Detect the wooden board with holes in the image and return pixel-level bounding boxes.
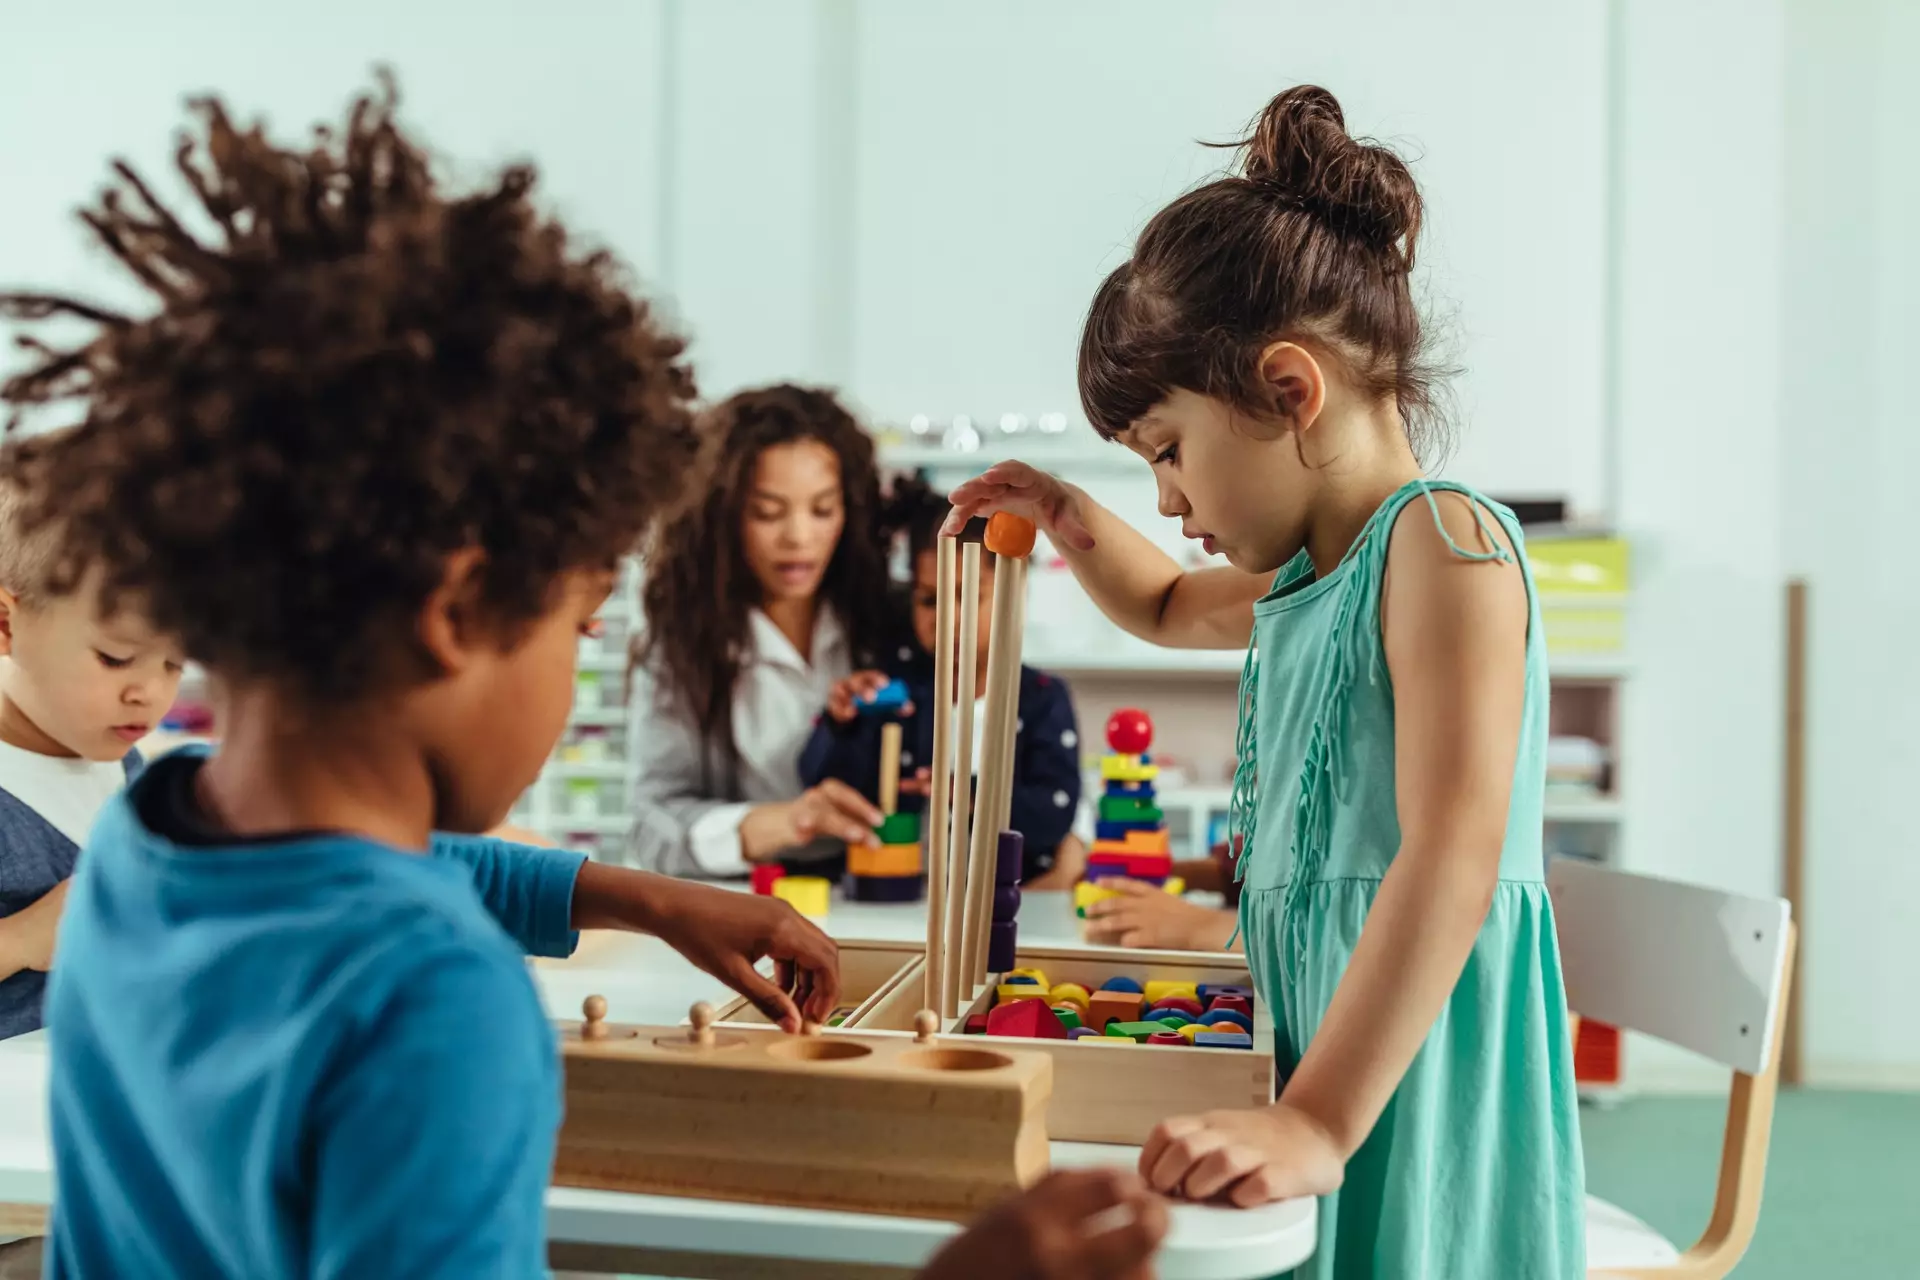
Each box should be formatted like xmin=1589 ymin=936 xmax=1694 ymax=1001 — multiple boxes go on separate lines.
xmin=554 ymin=1001 xmax=1052 ymax=1221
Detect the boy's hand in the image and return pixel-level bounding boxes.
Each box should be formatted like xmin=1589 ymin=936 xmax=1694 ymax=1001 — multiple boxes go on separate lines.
xmin=942 ymin=461 xmax=1095 ymax=552
xmin=919 ymin=1168 xmax=1168 ymax=1280
xmin=633 ymin=876 xmax=840 ymax=1032
xmin=1140 ymin=1103 xmax=1345 ymax=1207
xmin=0 ymin=879 xmax=70 ymax=978
xmin=1083 ymin=879 xmax=1235 ymax=951
xmin=826 ymin=670 xmax=912 ymax=723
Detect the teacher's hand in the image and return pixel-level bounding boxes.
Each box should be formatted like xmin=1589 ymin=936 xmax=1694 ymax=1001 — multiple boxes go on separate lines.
xmin=740 ymin=781 xmax=883 ymax=861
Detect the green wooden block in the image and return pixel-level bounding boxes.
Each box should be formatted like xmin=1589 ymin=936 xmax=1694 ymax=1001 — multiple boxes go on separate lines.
xmin=874 ymin=812 xmax=920 ymax=844
xmin=1097 ymin=796 xmax=1163 ymax=824
xmin=1103 ymin=1021 xmax=1162 ymax=1043
xmin=1051 ymin=1006 xmax=1084 ymax=1031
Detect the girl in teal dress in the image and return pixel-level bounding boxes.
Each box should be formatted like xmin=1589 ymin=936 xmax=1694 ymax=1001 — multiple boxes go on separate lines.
xmin=947 ymin=84 xmax=1585 ymax=1279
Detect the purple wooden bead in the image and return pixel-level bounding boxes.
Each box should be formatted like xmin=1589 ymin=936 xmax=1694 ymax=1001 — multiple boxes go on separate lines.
xmin=992 ymin=884 xmax=1023 ymax=920
xmin=987 ymin=920 xmax=1018 ymax=973
xmin=1067 ymin=1027 xmax=1101 ymax=1040
xmin=995 ymin=831 xmax=1025 ymax=885
xmin=842 ymin=873 xmax=922 ymax=903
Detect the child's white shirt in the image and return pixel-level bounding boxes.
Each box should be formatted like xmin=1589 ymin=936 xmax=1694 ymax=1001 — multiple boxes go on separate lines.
xmin=0 ymin=740 xmax=127 ymax=846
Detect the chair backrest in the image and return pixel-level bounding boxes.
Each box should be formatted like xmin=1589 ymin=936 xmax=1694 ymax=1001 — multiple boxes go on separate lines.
xmin=1548 ymin=859 xmax=1791 ymax=1075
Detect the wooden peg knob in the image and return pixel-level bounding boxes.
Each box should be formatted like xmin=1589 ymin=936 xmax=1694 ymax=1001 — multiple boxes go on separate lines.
xmin=914 ymin=1009 xmax=940 ymax=1044
xmin=582 ymin=994 xmax=609 ymax=1041
xmin=984 ymin=512 xmax=1037 ymax=558
xmin=688 ymin=1001 xmax=716 ymax=1047
xmin=800 ymin=1018 xmax=824 ymax=1037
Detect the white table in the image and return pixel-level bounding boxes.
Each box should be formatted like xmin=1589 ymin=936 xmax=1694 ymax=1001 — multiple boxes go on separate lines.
xmin=0 ymin=891 xmax=1315 ymax=1278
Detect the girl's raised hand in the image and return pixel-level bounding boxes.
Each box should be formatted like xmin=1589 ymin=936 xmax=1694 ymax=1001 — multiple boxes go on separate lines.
xmin=1139 ymin=1103 xmax=1345 ymax=1207
xmin=941 ymin=461 xmax=1096 ymax=552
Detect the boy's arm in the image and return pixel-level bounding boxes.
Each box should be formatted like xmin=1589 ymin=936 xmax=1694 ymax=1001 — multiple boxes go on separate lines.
xmin=1006 ymin=676 xmax=1080 ymax=852
xmin=0 ymin=879 xmax=71 ymax=980
xmin=309 ymin=947 xmax=555 ymax=1279
xmin=430 ymin=834 xmax=585 ymax=959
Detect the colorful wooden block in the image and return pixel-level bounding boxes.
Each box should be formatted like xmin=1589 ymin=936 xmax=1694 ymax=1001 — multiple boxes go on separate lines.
xmin=1048 ymin=982 xmax=1091 ymax=1007
xmin=963 ymin=1013 xmax=989 ymax=1034
xmin=1050 ymin=1006 xmax=1084 ymax=1032
xmin=988 ymin=921 xmax=1019 ymax=974
xmin=1150 ymin=996 xmax=1204 ymax=1018
xmin=1105 ymin=707 xmax=1154 ymax=755
xmin=848 ymin=842 xmax=923 ymax=878
xmin=1006 ymin=968 xmax=1050 ymax=987
xmin=1176 ymin=1022 xmax=1205 ymax=1042
xmin=1164 ymin=876 xmax=1186 ymax=896
xmin=1073 ymin=881 xmax=1121 ymax=917
xmin=1103 ymin=1021 xmax=1162 ymax=1043
xmin=1098 ymin=976 xmax=1144 ymax=994
xmin=1087 ymin=852 xmax=1174 ymax=879
xmin=997 ymin=983 xmax=1047 ymax=1002
xmin=987 ymin=999 xmax=1069 ymax=1040
xmin=1100 ymin=756 xmax=1160 ymax=783
xmin=1207 ymin=994 xmax=1254 ymax=1019
xmin=859 ymin=678 xmax=910 ymax=713
xmin=1143 ymin=980 xmax=1200 ymax=1005
xmin=771 ymin=875 xmax=831 ymax=917
xmin=1198 ymin=1009 xmax=1254 ymax=1033
xmin=844 ymin=874 xmax=922 ymax=903
xmin=1066 ymin=1027 xmax=1102 ymax=1040
xmin=1087 ymin=991 xmax=1144 ymax=1031
xmin=1195 ymin=1031 xmax=1254 ymax=1050
xmin=750 ymin=863 xmax=786 ymax=896
xmin=1142 ymin=1009 xmax=1193 ymax=1029
xmin=873 ymin=811 xmax=921 ymax=845
xmin=1197 ymin=983 xmax=1254 ymax=1004
xmin=1100 ymin=780 xmax=1155 ymax=798
xmin=1147 ymin=1031 xmax=1188 ymax=1047
xmin=1098 ymin=795 xmax=1163 ymax=822
xmin=1094 ymin=819 xmax=1161 ymax=841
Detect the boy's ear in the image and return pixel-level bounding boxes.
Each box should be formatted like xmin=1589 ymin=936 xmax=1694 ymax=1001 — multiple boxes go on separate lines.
xmin=415 ymin=549 xmax=489 ymax=676
xmin=0 ymin=587 xmax=17 ymax=658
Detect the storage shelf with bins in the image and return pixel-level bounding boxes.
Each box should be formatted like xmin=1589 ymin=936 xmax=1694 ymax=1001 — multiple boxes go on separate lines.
xmin=508 ymin=560 xmax=641 ymax=857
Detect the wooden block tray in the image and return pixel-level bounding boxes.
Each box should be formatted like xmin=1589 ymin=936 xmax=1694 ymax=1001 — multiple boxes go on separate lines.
xmin=713 ymin=940 xmax=1274 ymax=1147
xmin=710 ymin=939 xmax=924 ymax=1028
xmin=555 ymin=1007 xmax=1052 ymax=1221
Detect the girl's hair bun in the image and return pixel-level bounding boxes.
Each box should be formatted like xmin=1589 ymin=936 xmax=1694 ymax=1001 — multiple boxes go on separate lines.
xmin=1239 ymin=85 xmax=1422 ymax=270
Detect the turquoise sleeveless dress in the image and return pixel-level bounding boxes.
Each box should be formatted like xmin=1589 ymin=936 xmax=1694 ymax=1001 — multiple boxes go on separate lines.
xmin=1229 ymin=480 xmax=1585 ymax=1280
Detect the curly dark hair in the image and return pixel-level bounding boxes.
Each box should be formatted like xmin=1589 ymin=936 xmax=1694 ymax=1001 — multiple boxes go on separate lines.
xmin=0 ymin=72 xmax=699 ymax=701
xmin=638 ymin=384 xmax=902 ymax=783
xmin=1080 ymin=84 xmax=1452 ymax=461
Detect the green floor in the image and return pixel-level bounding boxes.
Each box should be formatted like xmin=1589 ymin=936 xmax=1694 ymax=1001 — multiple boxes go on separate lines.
xmin=1583 ymin=1089 xmax=1920 ymax=1278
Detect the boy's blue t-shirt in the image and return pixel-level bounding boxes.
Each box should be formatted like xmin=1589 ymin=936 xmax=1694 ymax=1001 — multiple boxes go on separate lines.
xmin=44 ymin=748 xmax=585 ymax=1279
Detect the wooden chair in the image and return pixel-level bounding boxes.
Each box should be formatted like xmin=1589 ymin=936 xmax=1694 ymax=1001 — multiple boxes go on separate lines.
xmin=1547 ymin=858 xmax=1797 ymax=1279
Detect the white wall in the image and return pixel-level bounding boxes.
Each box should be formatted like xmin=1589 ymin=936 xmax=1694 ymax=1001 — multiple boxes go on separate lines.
xmin=1782 ymin=0 xmax=1920 ymax=1082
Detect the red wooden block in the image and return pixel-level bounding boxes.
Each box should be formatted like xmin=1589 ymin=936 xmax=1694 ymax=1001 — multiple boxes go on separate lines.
xmin=750 ymin=863 xmax=786 ymax=896
xmin=986 ymin=999 xmax=1069 ymax=1040
xmin=964 ymin=1013 xmax=988 ymax=1035
xmin=1086 ymin=852 xmax=1175 ymax=880
xmin=1087 ymin=990 xmax=1145 ymax=1032
xmin=1147 ymin=1031 xmax=1187 ymax=1047
xmin=1207 ymin=994 xmax=1253 ymax=1019
xmin=1150 ymin=996 xmax=1204 ymax=1018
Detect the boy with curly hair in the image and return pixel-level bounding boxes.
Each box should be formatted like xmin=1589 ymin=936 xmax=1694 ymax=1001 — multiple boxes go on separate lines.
xmin=0 ymin=74 xmax=843 ymax=1276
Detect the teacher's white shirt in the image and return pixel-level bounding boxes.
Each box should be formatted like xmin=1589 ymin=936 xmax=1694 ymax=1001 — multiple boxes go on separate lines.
xmin=623 ymin=607 xmax=862 ymax=877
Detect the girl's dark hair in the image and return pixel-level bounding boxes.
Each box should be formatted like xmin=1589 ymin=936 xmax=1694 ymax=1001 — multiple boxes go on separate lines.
xmin=883 ymin=472 xmax=992 ymax=572
xmin=638 ymin=384 xmax=898 ymax=781
xmin=1079 ymin=85 xmax=1447 ymax=458
xmin=0 ymin=72 xmax=699 ymax=702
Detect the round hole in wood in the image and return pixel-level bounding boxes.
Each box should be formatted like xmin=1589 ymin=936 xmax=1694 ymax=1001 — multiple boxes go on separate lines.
xmin=765 ymin=1038 xmax=873 ymax=1062
xmin=899 ymin=1047 xmax=1014 ymax=1072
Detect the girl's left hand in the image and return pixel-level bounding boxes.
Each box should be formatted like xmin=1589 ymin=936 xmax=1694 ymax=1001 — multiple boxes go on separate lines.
xmin=1140 ymin=1103 xmax=1346 ymax=1206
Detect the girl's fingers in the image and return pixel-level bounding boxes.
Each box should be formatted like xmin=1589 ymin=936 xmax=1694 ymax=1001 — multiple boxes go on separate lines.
xmin=1181 ymin=1143 xmax=1263 ymax=1202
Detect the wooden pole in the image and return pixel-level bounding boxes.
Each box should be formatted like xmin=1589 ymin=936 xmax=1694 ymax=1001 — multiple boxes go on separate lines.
xmin=943 ymin=542 xmax=982 ymax=1019
xmin=924 ymin=538 xmax=957 ymax=1015
xmin=1781 ymin=578 xmax=1808 ymax=1086
xmin=878 ymin=721 xmax=902 ymax=816
xmin=993 ymin=562 xmax=1027 ymax=838
xmin=961 ymin=550 xmax=1022 ymax=991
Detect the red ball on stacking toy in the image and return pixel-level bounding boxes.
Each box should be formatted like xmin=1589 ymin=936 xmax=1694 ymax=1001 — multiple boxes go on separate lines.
xmin=1106 ymin=707 xmax=1153 ymax=755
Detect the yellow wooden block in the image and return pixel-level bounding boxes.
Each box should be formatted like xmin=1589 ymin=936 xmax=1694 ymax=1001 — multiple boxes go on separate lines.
xmin=1049 ymin=982 xmax=1091 ymax=1007
xmin=1143 ymin=980 xmax=1198 ymax=1005
xmin=997 ymin=983 xmax=1048 ymax=1003
xmin=1164 ymin=876 xmax=1186 ymax=897
xmin=1099 ymin=755 xmax=1160 ymax=782
xmin=1176 ymin=1022 xmax=1205 ymax=1042
xmin=1005 ymin=967 xmax=1050 ymax=989
xmin=771 ymin=875 xmax=831 ymax=918
xmin=847 ymin=843 xmax=922 ymax=878
xmin=1075 ymin=881 xmax=1122 ymax=914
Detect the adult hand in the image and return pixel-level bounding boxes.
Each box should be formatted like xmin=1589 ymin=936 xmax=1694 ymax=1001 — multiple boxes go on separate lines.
xmin=919 ymin=1168 xmax=1168 ymax=1280
xmin=633 ymin=876 xmax=840 ymax=1032
xmin=1140 ymin=1103 xmax=1345 ymax=1207
xmin=1083 ymin=879 xmax=1236 ymax=951
xmin=741 ymin=781 xmax=883 ymax=861
xmin=941 ymin=461 xmax=1095 ymax=553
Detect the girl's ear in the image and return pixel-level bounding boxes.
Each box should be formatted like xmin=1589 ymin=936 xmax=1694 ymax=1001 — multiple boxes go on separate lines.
xmin=415 ymin=548 xmax=489 ymax=676
xmin=1256 ymin=341 xmax=1327 ymax=433
xmin=0 ymin=587 xmax=18 ymax=657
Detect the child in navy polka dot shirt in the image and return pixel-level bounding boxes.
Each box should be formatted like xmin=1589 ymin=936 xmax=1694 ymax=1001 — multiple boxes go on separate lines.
xmin=799 ymin=487 xmax=1086 ymax=887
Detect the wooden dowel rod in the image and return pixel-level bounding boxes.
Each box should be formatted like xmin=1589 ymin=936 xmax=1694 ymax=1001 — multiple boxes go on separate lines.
xmin=943 ymin=543 xmax=982 ymax=1019
xmin=878 ymin=721 xmax=902 ymax=817
xmin=924 ymin=538 xmax=957 ymax=1015
xmin=961 ymin=557 xmax=1021 ymax=993
xmin=1781 ymin=578 xmax=1808 ymax=1086
xmin=974 ymin=556 xmax=1027 ymax=985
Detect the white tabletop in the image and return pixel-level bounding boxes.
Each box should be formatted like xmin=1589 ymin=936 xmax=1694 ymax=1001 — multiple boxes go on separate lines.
xmin=0 ymin=890 xmax=1314 ymax=1278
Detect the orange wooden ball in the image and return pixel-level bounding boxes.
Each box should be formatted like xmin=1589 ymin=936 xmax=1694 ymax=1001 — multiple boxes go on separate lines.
xmin=984 ymin=512 xmax=1037 ymax=558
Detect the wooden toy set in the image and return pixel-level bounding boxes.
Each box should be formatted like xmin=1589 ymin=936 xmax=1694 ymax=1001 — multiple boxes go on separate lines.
xmin=1073 ymin=706 xmax=1190 ymax=930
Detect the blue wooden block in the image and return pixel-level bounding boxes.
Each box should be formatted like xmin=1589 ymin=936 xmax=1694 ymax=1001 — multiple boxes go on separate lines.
xmin=1102 ymin=780 xmax=1156 ymax=798
xmin=1197 ymin=983 xmax=1253 ymax=1004
xmin=859 ymin=679 xmax=910 ymax=714
xmin=1098 ymin=975 xmax=1144 ymax=994
xmin=1194 ymin=1031 xmax=1254 ymax=1050
xmin=1094 ymin=819 xmax=1163 ymax=841
xmin=1003 ymin=974 xmax=1043 ymax=987
xmin=1198 ymin=1009 xmax=1254 ymax=1033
